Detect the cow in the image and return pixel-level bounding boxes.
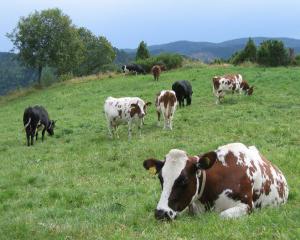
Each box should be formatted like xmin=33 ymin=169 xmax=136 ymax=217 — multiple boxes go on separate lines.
xmin=151 ymin=65 xmax=161 ymax=81
xmin=23 ymin=105 xmax=56 ymax=146
xmin=172 ymin=80 xmax=193 ymax=107
xmin=143 ymin=142 xmax=289 ymax=220
xmin=212 ymin=74 xmax=254 ymax=104
xmin=104 ymin=97 xmax=151 ymax=139
xmin=155 ymin=90 xmax=177 ymax=130
xmin=122 ymin=64 xmax=146 ymax=75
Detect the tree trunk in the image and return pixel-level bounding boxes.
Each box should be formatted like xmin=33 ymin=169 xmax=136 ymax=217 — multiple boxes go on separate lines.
xmin=38 ymin=65 xmax=42 ymax=85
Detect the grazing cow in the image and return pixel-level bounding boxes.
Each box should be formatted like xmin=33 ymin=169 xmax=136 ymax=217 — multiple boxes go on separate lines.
xmin=122 ymin=64 xmax=146 ymax=75
xmin=104 ymin=97 xmax=151 ymax=139
xmin=155 ymin=90 xmax=177 ymax=130
xmin=23 ymin=106 xmax=56 ymax=146
xmin=143 ymin=142 xmax=288 ymax=220
xmin=212 ymin=74 xmax=254 ymax=104
xmin=151 ymin=65 xmax=161 ymax=81
xmin=172 ymin=80 xmax=193 ymax=107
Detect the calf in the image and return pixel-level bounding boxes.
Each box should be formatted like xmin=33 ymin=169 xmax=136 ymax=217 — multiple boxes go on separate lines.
xmin=155 ymin=90 xmax=177 ymax=130
xmin=151 ymin=65 xmax=161 ymax=81
xmin=104 ymin=97 xmax=151 ymax=139
xmin=143 ymin=142 xmax=288 ymax=220
xmin=122 ymin=64 xmax=146 ymax=75
xmin=23 ymin=106 xmax=56 ymax=146
xmin=212 ymin=74 xmax=254 ymax=104
xmin=172 ymin=80 xmax=193 ymax=107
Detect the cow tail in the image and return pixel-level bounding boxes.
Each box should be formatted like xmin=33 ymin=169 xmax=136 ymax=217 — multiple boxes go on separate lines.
xmin=24 ymin=118 xmax=31 ymax=129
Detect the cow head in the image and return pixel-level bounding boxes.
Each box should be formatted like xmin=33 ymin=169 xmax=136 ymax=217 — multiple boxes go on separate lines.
xmin=143 ymin=149 xmax=217 ymax=220
xmin=47 ymin=120 xmax=56 ymax=136
xmin=121 ymin=65 xmax=127 ymax=73
xmin=247 ymin=86 xmax=254 ymax=96
xmin=130 ymin=101 xmax=151 ymax=118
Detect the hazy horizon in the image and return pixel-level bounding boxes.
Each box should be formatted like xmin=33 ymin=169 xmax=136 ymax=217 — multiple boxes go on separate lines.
xmin=1 ymin=0 xmax=300 ymax=52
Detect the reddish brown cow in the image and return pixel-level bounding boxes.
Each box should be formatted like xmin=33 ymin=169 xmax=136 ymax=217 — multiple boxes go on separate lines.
xmin=151 ymin=65 xmax=161 ymax=81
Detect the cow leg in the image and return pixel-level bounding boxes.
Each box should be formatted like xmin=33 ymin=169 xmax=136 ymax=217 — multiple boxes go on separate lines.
xmin=128 ymin=121 xmax=132 ymax=139
xmin=42 ymin=128 xmax=46 ymax=142
xmin=219 ymin=203 xmax=249 ymax=219
xmin=35 ymin=131 xmax=38 ymax=141
xmin=114 ymin=125 xmax=119 ymax=139
xmin=26 ymin=132 xmax=30 ymax=146
xmin=157 ymin=111 xmax=161 ymax=126
xmin=30 ymin=132 xmax=34 ymax=145
xmin=107 ymin=121 xmax=114 ymax=139
xmin=138 ymin=119 xmax=143 ymax=137
xmin=186 ymin=96 xmax=192 ymax=106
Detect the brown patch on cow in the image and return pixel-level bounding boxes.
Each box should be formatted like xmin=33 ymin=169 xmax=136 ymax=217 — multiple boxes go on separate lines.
xmin=240 ymin=80 xmax=250 ymax=91
xmin=159 ymin=91 xmax=177 ymax=108
xmin=198 ymin=151 xmax=253 ymax=211
xmin=129 ymin=103 xmax=141 ymax=117
xmin=232 ymin=83 xmax=236 ymax=91
xmin=152 ymin=65 xmax=161 ymax=81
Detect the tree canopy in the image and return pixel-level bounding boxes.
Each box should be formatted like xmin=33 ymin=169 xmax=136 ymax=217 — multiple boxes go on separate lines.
xmin=7 ymin=8 xmax=84 ymax=84
xmin=136 ymin=41 xmax=150 ymax=60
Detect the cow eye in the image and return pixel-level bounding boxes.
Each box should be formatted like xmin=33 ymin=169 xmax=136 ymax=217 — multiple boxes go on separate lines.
xmin=176 ymin=176 xmax=188 ymax=186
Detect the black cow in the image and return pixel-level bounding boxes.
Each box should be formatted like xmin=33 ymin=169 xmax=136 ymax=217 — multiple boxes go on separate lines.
xmin=172 ymin=80 xmax=193 ymax=107
xmin=122 ymin=64 xmax=146 ymax=75
xmin=23 ymin=106 xmax=56 ymax=146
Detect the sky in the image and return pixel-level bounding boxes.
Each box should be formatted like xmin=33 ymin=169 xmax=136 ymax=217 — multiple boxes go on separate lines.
xmin=1 ymin=0 xmax=300 ymax=52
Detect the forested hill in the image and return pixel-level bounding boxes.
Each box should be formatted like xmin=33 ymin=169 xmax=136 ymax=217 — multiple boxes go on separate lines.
xmin=0 ymin=52 xmax=38 ymax=95
xmin=124 ymin=37 xmax=300 ymax=62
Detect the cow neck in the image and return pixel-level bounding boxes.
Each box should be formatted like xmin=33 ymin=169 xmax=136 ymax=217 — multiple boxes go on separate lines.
xmin=196 ymin=170 xmax=206 ymax=199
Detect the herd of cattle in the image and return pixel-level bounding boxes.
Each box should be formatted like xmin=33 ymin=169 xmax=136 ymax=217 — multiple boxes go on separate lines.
xmin=22 ymin=67 xmax=288 ymax=221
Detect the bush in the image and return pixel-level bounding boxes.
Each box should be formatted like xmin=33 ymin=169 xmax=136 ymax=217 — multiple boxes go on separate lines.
xmin=135 ymin=53 xmax=183 ymax=73
xmin=257 ymin=40 xmax=289 ymax=66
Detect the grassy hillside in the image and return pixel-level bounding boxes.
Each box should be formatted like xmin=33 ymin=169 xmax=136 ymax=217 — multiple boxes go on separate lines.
xmin=0 ymin=65 xmax=299 ymax=239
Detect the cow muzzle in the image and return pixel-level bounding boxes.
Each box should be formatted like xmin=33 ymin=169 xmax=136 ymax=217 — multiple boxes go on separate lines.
xmin=154 ymin=209 xmax=176 ymax=221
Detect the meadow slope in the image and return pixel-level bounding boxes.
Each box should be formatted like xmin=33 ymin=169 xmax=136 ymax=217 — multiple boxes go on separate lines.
xmin=0 ymin=65 xmax=299 ymax=239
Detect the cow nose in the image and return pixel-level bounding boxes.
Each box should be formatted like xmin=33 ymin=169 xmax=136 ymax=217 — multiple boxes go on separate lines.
xmin=155 ymin=209 xmax=171 ymax=221
xmin=140 ymin=113 xmax=145 ymax=118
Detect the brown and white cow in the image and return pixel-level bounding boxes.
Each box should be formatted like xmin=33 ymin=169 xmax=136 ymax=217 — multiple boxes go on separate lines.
xmin=212 ymin=74 xmax=254 ymax=104
xmin=104 ymin=97 xmax=151 ymax=139
xmin=143 ymin=143 xmax=288 ymax=220
xmin=155 ymin=90 xmax=177 ymax=130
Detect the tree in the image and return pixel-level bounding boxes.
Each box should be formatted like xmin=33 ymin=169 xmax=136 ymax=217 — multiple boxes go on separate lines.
xmin=75 ymin=27 xmax=116 ymax=76
xmin=136 ymin=41 xmax=150 ymax=60
xmin=7 ymin=8 xmax=84 ymax=84
xmin=243 ymin=38 xmax=257 ymax=62
xmin=257 ymin=40 xmax=289 ymax=66
xmin=230 ymin=38 xmax=256 ymax=65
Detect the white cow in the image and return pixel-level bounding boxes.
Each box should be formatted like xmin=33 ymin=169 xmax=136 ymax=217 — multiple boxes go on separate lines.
xmin=104 ymin=97 xmax=151 ymax=139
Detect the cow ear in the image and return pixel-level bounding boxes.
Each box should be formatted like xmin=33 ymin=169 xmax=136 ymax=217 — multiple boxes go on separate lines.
xmin=143 ymin=158 xmax=164 ymax=175
xmin=196 ymin=151 xmax=217 ymax=170
xmin=130 ymin=103 xmax=138 ymax=109
xmin=145 ymin=102 xmax=152 ymax=106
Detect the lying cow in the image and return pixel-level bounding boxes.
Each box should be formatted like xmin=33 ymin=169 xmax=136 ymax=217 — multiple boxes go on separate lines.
xmin=23 ymin=105 xmax=56 ymax=146
xmin=104 ymin=97 xmax=151 ymax=139
xmin=143 ymin=142 xmax=288 ymax=220
xmin=122 ymin=64 xmax=146 ymax=75
xmin=212 ymin=74 xmax=254 ymax=104
xmin=172 ymin=80 xmax=193 ymax=107
xmin=155 ymin=90 xmax=177 ymax=130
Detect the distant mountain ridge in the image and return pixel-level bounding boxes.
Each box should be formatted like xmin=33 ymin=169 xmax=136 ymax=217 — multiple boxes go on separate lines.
xmin=123 ymin=37 xmax=300 ymax=62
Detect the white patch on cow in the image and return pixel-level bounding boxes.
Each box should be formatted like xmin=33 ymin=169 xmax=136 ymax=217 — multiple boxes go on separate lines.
xmin=214 ymin=189 xmax=248 ymax=218
xmin=156 ymin=149 xmax=188 ymax=219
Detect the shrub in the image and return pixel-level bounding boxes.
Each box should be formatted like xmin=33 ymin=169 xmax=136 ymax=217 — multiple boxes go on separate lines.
xmin=136 ymin=53 xmax=183 ymax=73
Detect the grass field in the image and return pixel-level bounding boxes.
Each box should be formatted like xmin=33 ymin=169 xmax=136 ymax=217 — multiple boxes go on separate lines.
xmin=0 ymin=65 xmax=299 ymax=239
